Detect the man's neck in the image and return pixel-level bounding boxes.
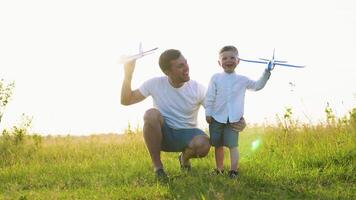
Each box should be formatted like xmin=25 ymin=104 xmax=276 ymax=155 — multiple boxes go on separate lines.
xmin=168 ymin=77 xmax=184 ymax=88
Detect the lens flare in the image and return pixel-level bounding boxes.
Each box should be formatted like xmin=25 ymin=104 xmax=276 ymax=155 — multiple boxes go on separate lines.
xmin=251 ymin=139 xmax=261 ymax=151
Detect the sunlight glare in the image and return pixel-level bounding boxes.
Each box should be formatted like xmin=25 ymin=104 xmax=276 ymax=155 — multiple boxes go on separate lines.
xmin=251 ymin=139 xmax=261 ymax=151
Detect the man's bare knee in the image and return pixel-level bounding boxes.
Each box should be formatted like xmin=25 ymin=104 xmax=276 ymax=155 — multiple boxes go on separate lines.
xmin=143 ymin=108 xmax=163 ymax=125
xmin=190 ymin=135 xmax=211 ymax=157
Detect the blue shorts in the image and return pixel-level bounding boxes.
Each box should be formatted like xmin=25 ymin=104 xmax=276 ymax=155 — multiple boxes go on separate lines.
xmin=161 ymin=121 xmax=207 ymax=152
xmin=209 ymin=118 xmax=239 ymax=148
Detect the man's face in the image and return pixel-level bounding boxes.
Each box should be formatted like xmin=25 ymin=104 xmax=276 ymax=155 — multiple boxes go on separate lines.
xmin=219 ymin=50 xmax=239 ymax=73
xmin=167 ymin=55 xmax=190 ymax=83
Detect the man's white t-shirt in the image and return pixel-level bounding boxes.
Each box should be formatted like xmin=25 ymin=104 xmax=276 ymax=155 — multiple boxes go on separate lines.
xmin=139 ymin=76 xmax=206 ymax=129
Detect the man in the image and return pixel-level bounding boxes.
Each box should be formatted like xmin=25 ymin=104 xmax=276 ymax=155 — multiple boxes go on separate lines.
xmin=121 ymin=49 xmax=210 ymax=180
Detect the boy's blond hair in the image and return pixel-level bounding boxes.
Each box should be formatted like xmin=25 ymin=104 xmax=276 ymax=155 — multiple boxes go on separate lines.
xmin=219 ymin=46 xmax=238 ymax=55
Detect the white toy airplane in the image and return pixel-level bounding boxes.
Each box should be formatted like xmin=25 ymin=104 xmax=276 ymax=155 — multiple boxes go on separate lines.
xmin=239 ymin=49 xmax=305 ymax=71
xmin=120 ymin=43 xmax=158 ymax=64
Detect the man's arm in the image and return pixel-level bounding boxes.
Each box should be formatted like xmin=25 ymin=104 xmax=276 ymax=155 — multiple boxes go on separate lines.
xmin=121 ymin=60 xmax=146 ymax=105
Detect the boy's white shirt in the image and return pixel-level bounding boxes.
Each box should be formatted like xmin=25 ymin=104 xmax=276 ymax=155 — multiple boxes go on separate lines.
xmin=139 ymin=76 xmax=206 ymax=129
xmin=205 ymin=70 xmax=271 ymax=124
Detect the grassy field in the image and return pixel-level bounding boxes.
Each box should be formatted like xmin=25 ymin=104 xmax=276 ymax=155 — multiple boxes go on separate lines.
xmin=1 ymin=114 xmax=355 ymax=199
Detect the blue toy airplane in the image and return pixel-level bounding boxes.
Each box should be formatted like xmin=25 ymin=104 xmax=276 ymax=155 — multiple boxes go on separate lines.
xmin=239 ymin=49 xmax=305 ymax=71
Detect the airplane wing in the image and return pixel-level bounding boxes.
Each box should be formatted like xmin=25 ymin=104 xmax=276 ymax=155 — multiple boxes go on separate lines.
xmin=259 ymin=58 xmax=288 ymax=63
xmin=141 ymin=47 xmax=158 ymax=55
xmin=239 ymin=58 xmax=268 ymax=64
xmin=120 ymin=47 xmax=158 ymax=64
xmin=139 ymin=42 xmax=143 ymax=54
xmin=274 ymin=60 xmax=288 ymax=63
xmin=275 ymin=63 xmax=305 ymax=68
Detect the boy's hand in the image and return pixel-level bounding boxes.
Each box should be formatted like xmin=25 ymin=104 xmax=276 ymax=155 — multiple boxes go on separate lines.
xmin=206 ymin=116 xmax=212 ymax=124
xmin=231 ymin=117 xmax=246 ymax=132
xmin=266 ymin=64 xmax=275 ymax=72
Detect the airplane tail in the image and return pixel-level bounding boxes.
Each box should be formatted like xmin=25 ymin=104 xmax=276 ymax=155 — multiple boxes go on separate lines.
xmin=272 ymin=49 xmax=288 ymax=63
xmin=120 ymin=43 xmax=158 ymax=64
xmin=139 ymin=42 xmax=143 ymax=54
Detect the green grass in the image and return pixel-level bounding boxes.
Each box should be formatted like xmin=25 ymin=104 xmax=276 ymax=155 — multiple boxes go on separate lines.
xmin=1 ymin=122 xmax=355 ymax=199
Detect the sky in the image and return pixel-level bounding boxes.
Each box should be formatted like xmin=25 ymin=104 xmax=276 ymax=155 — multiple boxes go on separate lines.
xmin=1 ymin=0 xmax=355 ymax=135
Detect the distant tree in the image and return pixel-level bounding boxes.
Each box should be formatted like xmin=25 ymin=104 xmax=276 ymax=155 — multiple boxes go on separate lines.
xmin=0 ymin=79 xmax=15 ymax=124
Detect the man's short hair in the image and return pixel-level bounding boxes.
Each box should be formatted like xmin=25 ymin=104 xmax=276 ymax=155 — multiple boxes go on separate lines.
xmin=159 ymin=49 xmax=181 ymax=73
xmin=219 ymin=45 xmax=239 ymax=55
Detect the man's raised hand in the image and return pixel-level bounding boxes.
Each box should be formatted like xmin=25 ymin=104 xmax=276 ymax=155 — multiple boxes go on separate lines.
xmin=124 ymin=59 xmax=136 ymax=78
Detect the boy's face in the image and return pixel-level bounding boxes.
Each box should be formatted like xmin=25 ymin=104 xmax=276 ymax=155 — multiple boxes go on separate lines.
xmin=219 ymin=50 xmax=239 ymax=73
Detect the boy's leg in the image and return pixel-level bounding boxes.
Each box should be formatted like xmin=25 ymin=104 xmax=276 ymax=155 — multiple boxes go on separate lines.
xmin=209 ymin=118 xmax=224 ymax=171
xmin=143 ymin=108 xmax=164 ymax=171
xmin=229 ymin=147 xmax=239 ymax=171
xmin=215 ymin=146 xmax=224 ymax=171
xmin=223 ymin=123 xmax=239 ymax=171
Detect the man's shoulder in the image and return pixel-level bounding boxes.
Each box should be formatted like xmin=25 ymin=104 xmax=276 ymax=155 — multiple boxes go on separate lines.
xmin=186 ymin=79 xmax=205 ymax=89
xmin=143 ymin=76 xmax=167 ymax=85
xmin=147 ymin=76 xmax=166 ymax=82
xmin=187 ymin=79 xmax=200 ymax=85
xmin=185 ymin=79 xmax=206 ymax=99
xmin=140 ymin=76 xmax=167 ymax=96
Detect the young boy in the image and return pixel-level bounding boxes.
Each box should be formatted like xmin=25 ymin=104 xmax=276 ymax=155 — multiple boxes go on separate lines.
xmin=205 ymin=45 xmax=271 ymax=178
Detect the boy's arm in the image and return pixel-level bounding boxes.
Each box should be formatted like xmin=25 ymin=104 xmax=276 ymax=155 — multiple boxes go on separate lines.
xmin=231 ymin=117 xmax=247 ymax=132
xmin=206 ymin=116 xmax=213 ymax=124
xmin=246 ymin=69 xmax=271 ymax=91
xmin=204 ymin=76 xmax=216 ymax=124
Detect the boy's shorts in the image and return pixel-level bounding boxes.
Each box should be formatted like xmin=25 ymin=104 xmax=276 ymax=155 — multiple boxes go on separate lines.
xmin=161 ymin=121 xmax=207 ymax=152
xmin=209 ymin=118 xmax=239 ymax=148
